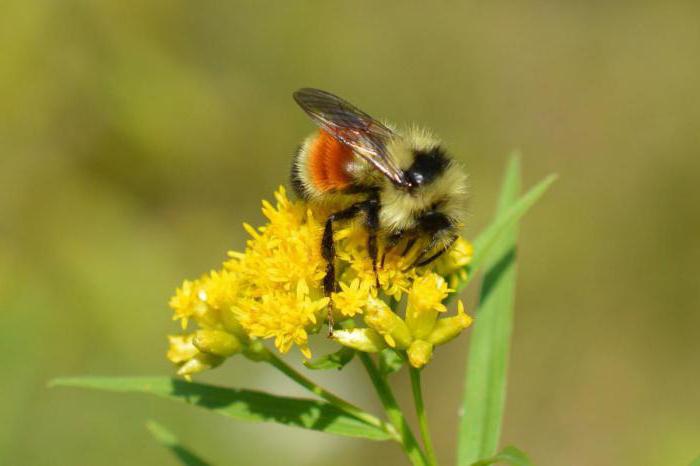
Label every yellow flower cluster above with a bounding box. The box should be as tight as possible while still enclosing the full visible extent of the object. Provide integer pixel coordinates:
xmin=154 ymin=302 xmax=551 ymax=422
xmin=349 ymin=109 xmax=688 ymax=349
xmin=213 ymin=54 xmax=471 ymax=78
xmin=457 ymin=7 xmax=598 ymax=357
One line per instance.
xmin=168 ymin=187 xmax=473 ymax=376
xmin=334 ymin=274 xmax=472 ymax=368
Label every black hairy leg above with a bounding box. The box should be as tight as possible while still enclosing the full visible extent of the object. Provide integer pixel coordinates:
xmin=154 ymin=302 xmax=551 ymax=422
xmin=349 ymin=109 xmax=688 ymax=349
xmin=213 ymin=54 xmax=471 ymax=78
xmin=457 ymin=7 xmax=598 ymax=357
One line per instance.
xmin=364 ymin=195 xmax=381 ymax=289
xmin=401 ymin=237 xmax=419 ymax=257
xmin=380 ymin=233 xmax=403 ymax=268
xmin=322 ymin=200 xmax=371 ymax=335
xmin=406 ymin=234 xmax=458 ymax=270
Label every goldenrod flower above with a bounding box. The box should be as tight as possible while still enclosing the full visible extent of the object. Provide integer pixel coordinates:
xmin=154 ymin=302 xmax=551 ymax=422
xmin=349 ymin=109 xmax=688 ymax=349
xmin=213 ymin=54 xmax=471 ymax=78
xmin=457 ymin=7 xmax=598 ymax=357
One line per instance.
xmin=167 ymin=334 xmax=224 ymax=379
xmin=407 ymin=340 xmax=434 ymax=368
xmin=332 ymin=279 xmax=371 ymax=318
xmin=435 ymin=237 xmax=474 ymax=288
xmin=364 ymin=297 xmax=413 ymax=349
xmin=167 ymin=186 xmax=473 ymax=375
xmin=333 ymin=328 xmax=387 ymax=353
xmin=428 ymin=300 xmax=473 ymax=346
xmin=405 ymin=274 xmax=451 ymax=339
xmin=193 ymin=329 xmax=242 ymax=357
xmin=349 ymin=276 xmax=472 ymax=368
xmin=166 ymin=334 xmax=198 ymax=364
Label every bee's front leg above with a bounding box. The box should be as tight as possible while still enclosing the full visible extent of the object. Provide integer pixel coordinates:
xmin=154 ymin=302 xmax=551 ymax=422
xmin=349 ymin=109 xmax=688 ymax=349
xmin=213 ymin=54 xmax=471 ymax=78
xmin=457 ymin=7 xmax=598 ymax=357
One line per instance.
xmin=381 ymin=233 xmax=403 ymax=268
xmin=407 ymin=234 xmax=458 ymax=270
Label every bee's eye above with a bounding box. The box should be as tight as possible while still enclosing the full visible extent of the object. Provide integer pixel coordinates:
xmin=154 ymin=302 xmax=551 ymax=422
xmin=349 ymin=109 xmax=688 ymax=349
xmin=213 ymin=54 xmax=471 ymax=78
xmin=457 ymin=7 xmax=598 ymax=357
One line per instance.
xmin=409 ymin=172 xmax=425 ymax=185
xmin=406 ymin=147 xmax=448 ymax=187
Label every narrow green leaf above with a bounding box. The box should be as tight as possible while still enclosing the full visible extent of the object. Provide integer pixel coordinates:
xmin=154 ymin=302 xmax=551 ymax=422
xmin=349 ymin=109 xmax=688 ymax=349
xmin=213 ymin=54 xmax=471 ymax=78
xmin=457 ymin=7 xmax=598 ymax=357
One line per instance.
xmin=689 ymin=455 xmax=700 ymax=466
xmin=377 ymin=348 xmax=404 ymax=376
xmin=457 ymin=155 xmax=525 ymax=464
xmin=303 ymin=347 xmax=355 ymax=370
xmin=456 ymin=172 xmax=556 ymax=296
xmin=51 ymin=376 xmax=392 ymax=441
xmin=146 ymin=420 xmax=210 ymax=466
xmin=470 ymin=446 xmax=534 ymax=466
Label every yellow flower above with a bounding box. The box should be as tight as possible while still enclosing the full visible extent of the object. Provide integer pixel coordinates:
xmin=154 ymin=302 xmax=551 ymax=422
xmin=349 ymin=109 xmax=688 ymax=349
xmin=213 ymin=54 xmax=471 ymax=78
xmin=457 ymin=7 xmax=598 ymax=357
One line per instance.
xmin=166 ymin=334 xmax=224 ymax=379
xmin=339 ymin=295 xmax=473 ymax=369
xmin=364 ymin=297 xmax=412 ymax=349
xmin=167 ymin=186 xmax=474 ymax=375
xmin=435 ymin=237 xmax=473 ymax=288
xmin=332 ymin=328 xmax=386 ymax=353
xmin=193 ymin=329 xmax=242 ymax=357
xmin=407 ymin=340 xmax=434 ymax=368
xmin=332 ymin=279 xmax=370 ymax=317
xmin=337 ymin=228 xmax=416 ymax=300
xmin=405 ymin=273 xmax=451 ymax=339
xmin=166 ymin=334 xmax=199 ymax=363
xmin=233 ymin=285 xmax=329 ymax=359
xmin=168 ymin=280 xmax=206 ymax=329
xmin=428 ymin=300 xmax=473 ymax=346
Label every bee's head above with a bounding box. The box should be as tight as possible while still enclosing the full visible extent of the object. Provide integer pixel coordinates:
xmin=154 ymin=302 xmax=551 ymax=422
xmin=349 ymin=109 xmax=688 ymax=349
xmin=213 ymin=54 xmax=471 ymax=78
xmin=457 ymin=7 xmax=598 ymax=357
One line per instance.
xmin=380 ymin=128 xmax=467 ymax=234
xmin=404 ymin=147 xmax=450 ymax=191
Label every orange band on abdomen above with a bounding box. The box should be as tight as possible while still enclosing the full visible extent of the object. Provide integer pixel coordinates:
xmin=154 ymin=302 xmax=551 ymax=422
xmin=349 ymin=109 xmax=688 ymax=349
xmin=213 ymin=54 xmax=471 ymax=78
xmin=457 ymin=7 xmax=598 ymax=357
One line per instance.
xmin=308 ymin=130 xmax=354 ymax=192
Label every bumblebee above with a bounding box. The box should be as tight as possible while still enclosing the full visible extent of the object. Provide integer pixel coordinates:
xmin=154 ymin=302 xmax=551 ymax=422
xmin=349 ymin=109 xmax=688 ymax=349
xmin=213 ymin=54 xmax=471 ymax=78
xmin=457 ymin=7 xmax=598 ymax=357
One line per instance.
xmin=291 ymin=88 xmax=467 ymax=322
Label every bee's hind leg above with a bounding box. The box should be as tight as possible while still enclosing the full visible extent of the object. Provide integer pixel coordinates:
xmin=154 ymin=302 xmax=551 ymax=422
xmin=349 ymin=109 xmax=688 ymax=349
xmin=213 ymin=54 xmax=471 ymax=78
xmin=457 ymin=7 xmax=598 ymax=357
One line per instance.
xmin=365 ymin=196 xmax=381 ymax=289
xmin=322 ymin=202 xmax=365 ymax=336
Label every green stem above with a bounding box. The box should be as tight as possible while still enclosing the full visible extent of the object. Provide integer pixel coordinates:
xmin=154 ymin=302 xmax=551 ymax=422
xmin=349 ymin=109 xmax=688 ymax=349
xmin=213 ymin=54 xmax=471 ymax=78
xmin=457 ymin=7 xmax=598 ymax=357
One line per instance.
xmin=358 ymin=352 xmax=428 ymax=466
xmin=262 ymin=348 xmax=398 ymax=440
xmin=409 ymin=366 xmax=438 ymax=466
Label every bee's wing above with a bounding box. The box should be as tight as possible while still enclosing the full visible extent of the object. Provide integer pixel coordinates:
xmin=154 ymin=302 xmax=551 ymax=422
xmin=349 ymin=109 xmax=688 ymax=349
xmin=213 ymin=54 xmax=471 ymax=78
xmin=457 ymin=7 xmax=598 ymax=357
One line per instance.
xmin=293 ymin=88 xmax=411 ymax=187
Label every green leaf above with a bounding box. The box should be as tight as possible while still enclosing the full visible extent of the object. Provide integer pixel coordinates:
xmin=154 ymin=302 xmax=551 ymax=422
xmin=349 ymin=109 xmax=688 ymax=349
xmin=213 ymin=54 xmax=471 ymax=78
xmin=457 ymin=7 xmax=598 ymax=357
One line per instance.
xmin=303 ymin=347 xmax=355 ymax=370
xmin=470 ymin=446 xmax=534 ymax=466
xmin=458 ymin=155 xmax=547 ymax=464
xmin=51 ymin=376 xmax=392 ymax=441
xmin=146 ymin=420 xmax=210 ymax=466
xmin=690 ymin=455 xmax=700 ymax=466
xmin=377 ymin=348 xmax=404 ymax=376
xmin=454 ymin=170 xmax=556 ymax=297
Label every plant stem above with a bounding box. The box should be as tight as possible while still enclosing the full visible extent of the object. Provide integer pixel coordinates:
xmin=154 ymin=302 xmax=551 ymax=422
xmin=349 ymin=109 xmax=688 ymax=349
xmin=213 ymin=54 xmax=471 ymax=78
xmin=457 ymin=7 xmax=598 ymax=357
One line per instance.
xmin=409 ymin=366 xmax=438 ymax=466
xmin=263 ymin=348 xmax=398 ymax=440
xmin=358 ymin=352 xmax=428 ymax=466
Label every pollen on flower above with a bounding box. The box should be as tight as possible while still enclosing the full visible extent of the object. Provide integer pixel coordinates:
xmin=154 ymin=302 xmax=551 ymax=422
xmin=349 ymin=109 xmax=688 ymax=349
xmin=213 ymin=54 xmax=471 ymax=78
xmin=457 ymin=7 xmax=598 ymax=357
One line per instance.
xmin=167 ymin=186 xmax=474 ymax=375
xmin=332 ymin=279 xmax=370 ymax=317
xmin=409 ymin=273 xmax=451 ymax=314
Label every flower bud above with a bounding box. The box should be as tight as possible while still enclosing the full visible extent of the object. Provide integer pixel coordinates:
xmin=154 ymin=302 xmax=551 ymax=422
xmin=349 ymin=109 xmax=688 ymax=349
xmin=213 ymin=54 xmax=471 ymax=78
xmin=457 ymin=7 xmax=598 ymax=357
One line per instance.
xmin=407 ymin=340 xmax=434 ymax=368
xmin=167 ymin=334 xmax=199 ymax=363
xmin=177 ymin=352 xmax=224 ymax=379
xmin=436 ymin=237 xmax=473 ymax=275
xmin=219 ymin=307 xmax=250 ymax=342
xmin=428 ymin=300 xmax=473 ymax=346
xmin=333 ymin=328 xmax=387 ymax=353
xmin=364 ymin=297 xmax=412 ymax=349
xmin=405 ymin=303 xmax=438 ymax=340
xmin=193 ymin=329 xmax=242 ymax=357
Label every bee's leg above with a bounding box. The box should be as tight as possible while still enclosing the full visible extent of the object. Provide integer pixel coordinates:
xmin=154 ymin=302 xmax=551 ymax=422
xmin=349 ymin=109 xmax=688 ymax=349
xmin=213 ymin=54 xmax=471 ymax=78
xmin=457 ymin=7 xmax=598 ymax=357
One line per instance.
xmin=381 ymin=233 xmax=403 ymax=268
xmin=322 ymin=203 xmax=364 ymax=336
xmin=365 ymin=196 xmax=381 ymax=289
xmin=408 ymin=234 xmax=458 ymax=269
xmin=401 ymin=237 xmax=419 ymax=256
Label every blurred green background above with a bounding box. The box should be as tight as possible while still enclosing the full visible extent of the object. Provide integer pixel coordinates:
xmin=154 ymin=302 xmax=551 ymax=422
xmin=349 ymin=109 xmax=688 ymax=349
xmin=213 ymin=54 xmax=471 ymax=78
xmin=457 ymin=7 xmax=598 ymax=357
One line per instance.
xmin=2 ymin=1 xmax=699 ymax=465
